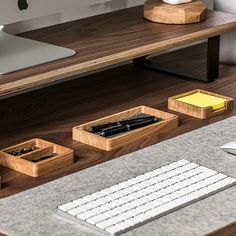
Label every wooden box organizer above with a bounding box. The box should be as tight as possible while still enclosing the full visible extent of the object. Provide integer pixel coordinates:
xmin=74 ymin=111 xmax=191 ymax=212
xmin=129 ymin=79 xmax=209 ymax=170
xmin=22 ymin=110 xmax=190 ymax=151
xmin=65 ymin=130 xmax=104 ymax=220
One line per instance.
xmin=73 ymin=106 xmax=179 ymax=151
xmin=168 ymin=89 xmax=234 ymax=119
xmin=0 ymin=139 xmax=74 ymax=177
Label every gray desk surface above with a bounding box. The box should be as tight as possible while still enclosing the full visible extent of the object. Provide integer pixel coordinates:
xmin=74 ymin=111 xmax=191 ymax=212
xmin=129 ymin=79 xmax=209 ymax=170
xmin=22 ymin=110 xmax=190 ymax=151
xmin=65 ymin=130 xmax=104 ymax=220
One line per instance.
xmin=0 ymin=116 xmax=236 ymax=236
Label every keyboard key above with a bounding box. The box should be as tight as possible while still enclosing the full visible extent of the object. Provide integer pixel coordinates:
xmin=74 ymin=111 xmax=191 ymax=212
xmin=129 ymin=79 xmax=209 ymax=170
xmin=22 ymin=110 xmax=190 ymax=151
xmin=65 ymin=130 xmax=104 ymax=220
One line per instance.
xmin=118 ymin=212 xmax=133 ymax=220
xmin=111 ymin=184 xmax=124 ymax=192
xmin=175 ymin=159 xmax=190 ymax=167
xmin=152 ymin=168 xmax=165 ymax=176
xmin=114 ymin=205 xmax=129 ymax=214
xmin=222 ymin=177 xmax=236 ymax=185
xmin=127 ymin=177 xmax=142 ymax=185
xmin=86 ymin=213 xmax=109 ymax=225
xmin=115 ymin=221 xmax=131 ymax=230
xmin=67 ymin=208 xmax=82 ymax=216
xmin=116 ymin=189 xmax=130 ymax=197
xmin=108 ymin=192 xmax=123 ymax=200
xmin=125 ymin=186 xmax=139 ymax=193
xmin=91 ymin=191 xmax=107 ymax=199
xmin=105 ymin=225 xmax=122 ymax=234
xmin=101 ymin=187 xmax=116 ymax=195
xmin=119 ymin=181 xmax=133 ymax=188
xmin=89 ymin=200 xmax=102 ymax=208
xmin=72 ymin=198 xmax=87 ymax=206
xmin=125 ymin=217 xmax=141 ymax=226
xmin=128 ymin=208 xmax=143 ymax=216
xmin=93 ymin=206 xmax=107 ymax=214
xmin=96 ymin=219 xmax=114 ymax=230
xmin=135 ymin=213 xmax=152 ymax=221
xmin=81 ymin=203 xmax=95 ymax=211
xmin=137 ymin=203 xmax=153 ymax=212
xmin=146 ymin=207 xmax=164 ymax=217
xmin=105 ymin=209 xmax=118 ymax=217
xmin=97 ymin=196 xmax=112 ymax=204
xmin=144 ymin=171 xmax=158 ymax=178
xmin=76 ymin=209 xmax=97 ymax=220
xmin=82 ymin=194 xmax=97 ymax=202
xmin=58 ymin=202 xmax=77 ymax=212
xmin=110 ymin=215 xmax=124 ymax=224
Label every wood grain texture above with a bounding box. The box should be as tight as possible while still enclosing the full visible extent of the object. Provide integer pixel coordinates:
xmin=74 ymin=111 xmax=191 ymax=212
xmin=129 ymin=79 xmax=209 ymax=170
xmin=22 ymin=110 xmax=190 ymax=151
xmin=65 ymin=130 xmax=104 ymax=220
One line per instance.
xmin=1 ymin=7 xmax=236 ymax=98
xmin=73 ymin=106 xmax=179 ymax=151
xmin=144 ymin=0 xmax=207 ymax=24
xmin=0 ymin=139 xmax=74 ymax=177
xmin=168 ymin=89 xmax=234 ymax=119
xmin=207 ymin=222 xmax=236 ymax=236
xmin=0 ymin=43 xmax=236 ymax=235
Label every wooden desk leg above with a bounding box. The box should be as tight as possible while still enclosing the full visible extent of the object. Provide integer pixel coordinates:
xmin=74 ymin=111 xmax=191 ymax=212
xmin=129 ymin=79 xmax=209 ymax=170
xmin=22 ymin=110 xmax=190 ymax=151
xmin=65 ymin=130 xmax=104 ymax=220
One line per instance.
xmin=133 ymin=35 xmax=220 ymax=83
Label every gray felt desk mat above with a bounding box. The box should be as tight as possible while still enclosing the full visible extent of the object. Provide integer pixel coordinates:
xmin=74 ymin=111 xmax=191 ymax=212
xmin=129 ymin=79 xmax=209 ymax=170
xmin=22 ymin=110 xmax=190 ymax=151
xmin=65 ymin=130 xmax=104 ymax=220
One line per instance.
xmin=0 ymin=116 xmax=236 ymax=236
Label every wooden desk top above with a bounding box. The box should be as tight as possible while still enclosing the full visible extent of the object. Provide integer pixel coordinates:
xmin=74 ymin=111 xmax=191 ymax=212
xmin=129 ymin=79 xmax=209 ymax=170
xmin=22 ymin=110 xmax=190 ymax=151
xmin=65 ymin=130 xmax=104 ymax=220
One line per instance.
xmin=1 ymin=7 xmax=236 ymax=98
xmin=1 ymin=43 xmax=236 ymax=199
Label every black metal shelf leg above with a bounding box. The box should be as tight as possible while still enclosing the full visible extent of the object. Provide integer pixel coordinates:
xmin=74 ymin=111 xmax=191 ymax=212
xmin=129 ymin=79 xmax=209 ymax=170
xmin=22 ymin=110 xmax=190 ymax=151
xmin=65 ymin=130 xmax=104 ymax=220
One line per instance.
xmin=133 ymin=35 xmax=220 ymax=83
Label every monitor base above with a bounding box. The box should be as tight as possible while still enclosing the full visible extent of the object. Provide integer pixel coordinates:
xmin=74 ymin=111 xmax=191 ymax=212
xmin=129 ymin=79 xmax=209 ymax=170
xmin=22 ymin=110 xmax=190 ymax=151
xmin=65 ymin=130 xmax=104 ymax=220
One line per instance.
xmin=0 ymin=30 xmax=76 ymax=74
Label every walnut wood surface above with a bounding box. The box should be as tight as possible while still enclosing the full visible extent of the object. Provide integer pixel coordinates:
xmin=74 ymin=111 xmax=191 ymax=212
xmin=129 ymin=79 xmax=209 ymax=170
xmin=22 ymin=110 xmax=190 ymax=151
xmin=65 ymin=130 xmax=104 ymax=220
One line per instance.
xmin=207 ymin=222 xmax=236 ymax=236
xmin=0 ymin=43 xmax=236 ymax=235
xmin=1 ymin=7 xmax=236 ymax=98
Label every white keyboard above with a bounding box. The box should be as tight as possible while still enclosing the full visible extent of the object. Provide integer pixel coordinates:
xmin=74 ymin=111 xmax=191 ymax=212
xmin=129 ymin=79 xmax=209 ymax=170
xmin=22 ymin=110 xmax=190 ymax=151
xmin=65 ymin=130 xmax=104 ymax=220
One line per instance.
xmin=57 ymin=159 xmax=236 ymax=236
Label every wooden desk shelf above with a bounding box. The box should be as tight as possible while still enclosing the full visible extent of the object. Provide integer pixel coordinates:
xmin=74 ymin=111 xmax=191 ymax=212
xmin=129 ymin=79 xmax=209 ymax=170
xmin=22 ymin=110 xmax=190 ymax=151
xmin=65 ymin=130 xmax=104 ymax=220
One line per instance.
xmin=1 ymin=7 xmax=236 ymax=98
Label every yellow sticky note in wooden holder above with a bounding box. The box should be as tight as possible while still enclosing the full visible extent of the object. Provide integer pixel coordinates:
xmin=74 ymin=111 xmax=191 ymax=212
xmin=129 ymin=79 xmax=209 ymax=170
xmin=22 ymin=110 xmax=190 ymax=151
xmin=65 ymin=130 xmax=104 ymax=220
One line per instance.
xmin=177 ymin=92 xmax=226 ymax=110
xmin=168 ymin=89 xmax=233 ymax=119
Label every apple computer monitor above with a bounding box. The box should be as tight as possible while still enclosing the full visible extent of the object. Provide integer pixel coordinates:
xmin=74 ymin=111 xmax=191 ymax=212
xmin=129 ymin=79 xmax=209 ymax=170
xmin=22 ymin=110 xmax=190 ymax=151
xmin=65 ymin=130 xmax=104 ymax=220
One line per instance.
xmin=0 ymin=0 xmax=93 ymax=74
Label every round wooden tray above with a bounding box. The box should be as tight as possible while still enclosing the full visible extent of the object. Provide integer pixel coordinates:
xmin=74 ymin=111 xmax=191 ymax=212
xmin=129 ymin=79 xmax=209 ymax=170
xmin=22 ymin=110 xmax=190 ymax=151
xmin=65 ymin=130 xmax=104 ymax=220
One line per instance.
xmin=144 ymin=0 xmax=208 ymax=24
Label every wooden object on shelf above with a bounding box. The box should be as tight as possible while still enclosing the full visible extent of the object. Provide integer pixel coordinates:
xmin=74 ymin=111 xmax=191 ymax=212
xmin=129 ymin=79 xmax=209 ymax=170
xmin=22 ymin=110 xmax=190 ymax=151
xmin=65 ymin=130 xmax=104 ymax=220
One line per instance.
xmin=168 ymin=89 xmax=234 ymax=119
xmin=1 ymin=7 xmax=236 ymax=99
xmin=144 ymin=0 xmax=208 ymax=24
xmin=0 ymin=139 xmax=74 ymax=177
xmin=0 ymin=176 xmax=1 ymax=189
xmin=73 ymin=106 xmax=179 ymax=151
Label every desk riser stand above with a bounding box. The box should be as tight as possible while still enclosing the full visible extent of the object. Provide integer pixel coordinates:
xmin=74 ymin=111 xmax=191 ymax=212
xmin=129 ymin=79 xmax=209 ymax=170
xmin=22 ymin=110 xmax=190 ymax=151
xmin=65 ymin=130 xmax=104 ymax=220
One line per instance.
xmin=0 ymin=29 xmax=76 ymax=75
xmin=133 ymin=36 xmax=220 ymax=83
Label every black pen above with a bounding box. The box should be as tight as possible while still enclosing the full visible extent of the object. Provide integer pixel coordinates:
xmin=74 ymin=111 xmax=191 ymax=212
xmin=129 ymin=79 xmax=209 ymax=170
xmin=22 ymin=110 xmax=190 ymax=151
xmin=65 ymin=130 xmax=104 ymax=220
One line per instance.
xmin=90 ymin=116 xmax=159 ymax=133
xmin=23 ymin=153 xmax=58 ymax=163
xmin=97 ymin=117 xmax=159 ymax=137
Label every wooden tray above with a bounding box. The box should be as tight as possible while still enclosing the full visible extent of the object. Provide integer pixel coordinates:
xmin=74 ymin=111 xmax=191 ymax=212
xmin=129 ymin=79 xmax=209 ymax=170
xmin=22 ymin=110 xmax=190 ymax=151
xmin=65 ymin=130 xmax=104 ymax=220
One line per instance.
xmin=73 ymin=106 xmax=179 ymax=151
xmin=0 ymin=139 xmax=74 ymax=177
xmin=168 ymin=89 xmax=234 ymax=119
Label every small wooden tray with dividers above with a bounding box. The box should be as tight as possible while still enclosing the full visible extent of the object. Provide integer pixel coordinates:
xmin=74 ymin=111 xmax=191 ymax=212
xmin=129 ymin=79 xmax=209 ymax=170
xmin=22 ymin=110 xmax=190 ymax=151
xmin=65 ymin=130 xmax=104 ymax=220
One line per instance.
xmin=168 ymin=89 xmax=234 ymax=119
xmin=0 ymin=139 xmax=74 ymax=177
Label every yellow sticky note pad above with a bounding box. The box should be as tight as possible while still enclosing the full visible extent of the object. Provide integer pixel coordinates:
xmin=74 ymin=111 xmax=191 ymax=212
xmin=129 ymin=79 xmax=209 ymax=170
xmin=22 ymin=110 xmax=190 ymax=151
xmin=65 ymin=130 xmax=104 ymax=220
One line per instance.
xmin=177 ymin=92 xmax=226 ymax=110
